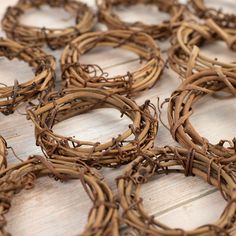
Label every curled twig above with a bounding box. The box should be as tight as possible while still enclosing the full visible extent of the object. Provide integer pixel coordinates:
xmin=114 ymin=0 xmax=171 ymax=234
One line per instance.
xmin=2 ymin=0 xmax=95 ymax=50
xmin=0 ymin=137 xmax=7 ymax=171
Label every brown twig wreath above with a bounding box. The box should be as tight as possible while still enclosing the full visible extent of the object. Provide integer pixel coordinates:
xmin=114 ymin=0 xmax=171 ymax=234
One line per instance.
xmin=0 ymin=38 xmax=56 ymax=115
xmin=61 ymin=30 xmax=164 ymax=97
xmin=96 ymin=0 xmax=186 ymax=40
xmin=189 ymin=0 xmax=236 ymax=29
xmin=167 ymin=69 xmax=236 ymax=158
xmin=0 ymin=137 xmax=7 ymax=171
xmin=27 ymin=88 xmax=158 ymax=168
xmin=1 ymin=0 xmax=95 ymax=50
xmin=117 ymin=146 xmax=236 ymax=235
xmin=168 ymin=19 xmax=236 ymax=78
xmin=0 ymin=155 xmax=119 ymax=236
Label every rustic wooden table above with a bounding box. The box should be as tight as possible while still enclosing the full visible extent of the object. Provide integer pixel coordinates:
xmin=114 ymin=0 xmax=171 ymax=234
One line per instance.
xmin=0 ymin=0 xmax=235 ymax=235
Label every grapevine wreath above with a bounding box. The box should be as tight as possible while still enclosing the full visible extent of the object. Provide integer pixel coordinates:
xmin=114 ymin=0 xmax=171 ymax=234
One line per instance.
xmin=168 ymin=69 xmax=236 ymax=158
xmin=118 ymin=146 xmax=236 ymax=235
xmin=168 ymin=19 xmax=236 ymax=78
xmin=2 ymin=0 xmax=95 ymax=50
xmin=0 ymin=38 xmax=56 ymax=115
xmin=96 ymin=0 xmax=186 ymax=40
xmin=189 ymin=0 xmax=236 ymax=29
xmin=27 ymin=88 xmax=158 ymax=168
xmin=61 ymin=30 xmax=164 ymax=97
xmin=0 ymin=155 xmax=119 ymax=236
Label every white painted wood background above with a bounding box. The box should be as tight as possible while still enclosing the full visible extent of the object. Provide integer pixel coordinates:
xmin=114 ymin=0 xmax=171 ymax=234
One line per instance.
xmin=0 ymin=0 xmax=235 ymax=235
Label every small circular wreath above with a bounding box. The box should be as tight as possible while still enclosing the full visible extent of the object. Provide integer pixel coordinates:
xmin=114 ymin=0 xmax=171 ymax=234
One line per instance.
xmin=168 ymin=19 xmax=236 ymax=78
xmin=96 ymin=0 xmax=186 ymax=40
xmin=0 ymin=155 xmax=119 ymax=236
xmin=0 ymin=38 xmax=56 ymax=115
xmin=2 ymin=0 xmax=95 ymax=50
xmin=189 ymin=0 xmax=236 ymax=29
xmin=27 ymin=88 xmax=158 ymax=168
xmin=117 ymin=146 xmax=236 ymax=236
xmin=61 ymin=30 xmax=164 ymax=97
xmin=168 ymin=69 xmax=236 ymax=158
xmin=0 ymin=137 xmax=7 ymax=171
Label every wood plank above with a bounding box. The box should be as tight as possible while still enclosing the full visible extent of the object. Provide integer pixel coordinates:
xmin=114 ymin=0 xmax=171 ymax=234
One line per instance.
xmin=5 ymin=178 xmax=92 ymax=236
xmin=153 ymin=191 xmax=226 ymax=231
xmin=140 ymin=175 xmax=216 ymax=218
xmin=121 ymin=191 xmax=226 ymax=235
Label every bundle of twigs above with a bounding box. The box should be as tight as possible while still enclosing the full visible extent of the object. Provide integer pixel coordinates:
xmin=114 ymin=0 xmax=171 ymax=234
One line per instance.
xmin=0 ymin=155 xmax=119 ymax=236
xmin=168 ymin=69 xmax=236 ymax=158
xmin=118 ymin=146 xmax=236 ymax=235
xmin=61 ymin=30 xmax=164 ymax=97
xmin=0 ymin=38 xmax=56 ymax=115
xmin=2 ymin=0 xmax=95 ymax=50
xmin=97 ymin=0 xmax=186 ymax=40
xmin=168 ymin=19 xmax=236 ymax=78
xmin=27 ymin=88 xmax=158 ymax=168
xmin=189 ymin=0 xmax=236 ymax=29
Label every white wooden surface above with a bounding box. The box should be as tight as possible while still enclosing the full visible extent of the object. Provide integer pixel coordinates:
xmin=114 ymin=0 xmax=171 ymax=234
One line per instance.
xmin=0 ymin=0 xmax=235 ymax=235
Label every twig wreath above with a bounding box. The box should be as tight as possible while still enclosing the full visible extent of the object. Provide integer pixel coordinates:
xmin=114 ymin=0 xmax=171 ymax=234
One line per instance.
xmin=117 ymin=146 xmax=236 ymax=235
xmin=2 ymin=0 xmax=95 ymax=50
xmin=27 ymin=88 xmax=158 ymax=168
xmin=0 ymin=38 xmax=56 ymax=115
xmin=168 ymin=69 xmax=236 ymax=158
xmin=189 ymin=0 xmax=236 ymax=29
xmin=168 ymin=19 xmax=236 ymax=78
xmin=0 ymin=137 xmax=7 ymax=171
xmin=96 ymin=0 xmax=186 ymax=40
xmin=0 ymin=156 xmax=119 ymax=236
xmin=61 ymin=30 xmax=164 ymax=97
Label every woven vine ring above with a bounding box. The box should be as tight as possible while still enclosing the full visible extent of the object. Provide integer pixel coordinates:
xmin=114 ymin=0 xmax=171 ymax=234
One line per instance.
xmin=27 ymin=88 xmax=158 ymax=168
xmin=2 ymin=0 xmax=95 ymax=50
xmin=0 ymin=156 xmax=118 ymax=236
xmin=189 ymin=0 xmax=236 ymax=29
xmin=0 ymin=38 xmax=56 ymax=115
xmin=61 ymin=30 xmax=164 ymax=97
xmin=117 ymin=146 xmax=236 ymax=235
xmin=168 ymin=19 xmax=236 ymax=78
xmin=168 ymin=69 xmax=236 ymax=158
xmin=96 ymin=0 xmax=186 ymax=40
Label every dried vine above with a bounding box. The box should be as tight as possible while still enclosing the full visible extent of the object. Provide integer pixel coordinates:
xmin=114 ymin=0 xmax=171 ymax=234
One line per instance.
xmin=168 ymin=69 xmax=236 ymax=158
xmin=27 ymin=88 xmax=158 ymax=168
xmin=2 ymin=0 xmax=95 ymax=50
xmin=0 ymin=137 xmax=7 ymax=171
xmin=189 ymin=0 xmax=236 ymax=29
xmin=168 ymin=19 xmax=236 ymax=78
xmin=117 ymin=146 xmax=236 ymax=235
xmin=96 ymin=0 xmax=186 ymax=40
xmin=0 ymin=37 xmax=56 ymax=115
xmin=61 ymin=30 xmax=164 ymax=97
xmin=0 ymin=155 xmax=119 ymax=236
